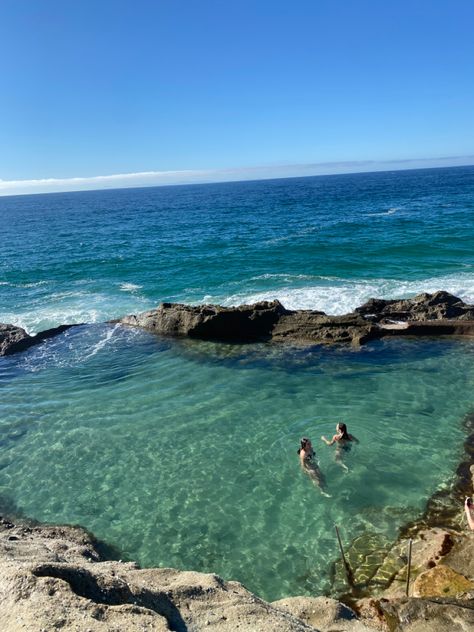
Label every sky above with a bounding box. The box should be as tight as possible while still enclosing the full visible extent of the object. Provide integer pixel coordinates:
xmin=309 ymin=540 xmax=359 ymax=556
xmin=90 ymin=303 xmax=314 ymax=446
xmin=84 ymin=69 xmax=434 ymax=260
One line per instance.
xmin=1 ymin=0 xmax=473 ymax=195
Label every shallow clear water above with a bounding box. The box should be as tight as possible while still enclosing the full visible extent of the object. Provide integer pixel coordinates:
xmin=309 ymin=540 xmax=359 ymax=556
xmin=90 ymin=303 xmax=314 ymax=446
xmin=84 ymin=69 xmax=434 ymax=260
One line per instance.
xmin=1 ymin=167 xmax=474 ymax=601
xmin=1 ymin=326 xmax=473 ymax=600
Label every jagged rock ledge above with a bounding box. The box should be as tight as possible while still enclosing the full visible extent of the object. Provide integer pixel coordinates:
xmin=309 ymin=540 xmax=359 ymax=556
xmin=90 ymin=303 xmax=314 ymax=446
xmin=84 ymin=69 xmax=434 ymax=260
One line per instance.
xmin=117 ymin=290 xmax=474 ymax=345
xmin=2 ymin=515 xmax=474 ymax=632
xmin=2 ymin=291 xmax=474 ymax=356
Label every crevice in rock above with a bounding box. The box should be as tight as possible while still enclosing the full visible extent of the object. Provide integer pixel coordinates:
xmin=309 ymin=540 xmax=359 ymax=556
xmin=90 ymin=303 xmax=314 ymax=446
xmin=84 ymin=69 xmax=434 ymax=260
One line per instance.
xmin=33 ymin=563 xmax=189 ymax=632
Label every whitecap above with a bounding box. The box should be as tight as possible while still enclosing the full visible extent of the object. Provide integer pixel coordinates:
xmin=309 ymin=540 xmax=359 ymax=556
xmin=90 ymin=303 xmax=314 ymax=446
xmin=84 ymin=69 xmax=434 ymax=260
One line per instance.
xmin=119 ymin=283 xmax=143 ymax=292
xmin=209 ymin=272 xmax=474 ymax=315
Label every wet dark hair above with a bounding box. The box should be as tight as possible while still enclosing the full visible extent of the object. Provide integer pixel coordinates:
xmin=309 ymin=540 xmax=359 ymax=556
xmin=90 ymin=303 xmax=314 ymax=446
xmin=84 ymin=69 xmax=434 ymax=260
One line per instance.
xmin=298 ymin=437 xmax=309 ymax=453
xmin=337 ymin=423 xmax=349 ymax=439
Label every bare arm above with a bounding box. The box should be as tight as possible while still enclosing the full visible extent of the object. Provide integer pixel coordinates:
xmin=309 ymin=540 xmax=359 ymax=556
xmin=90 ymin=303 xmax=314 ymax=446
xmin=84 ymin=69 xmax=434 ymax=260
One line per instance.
xmin=465 ymin=499 xmax=474 ymax=531
xmin=299 ymin=450 xmax=306 ymax=468
xmin=321 ymin=435 xmax=336 ymax=446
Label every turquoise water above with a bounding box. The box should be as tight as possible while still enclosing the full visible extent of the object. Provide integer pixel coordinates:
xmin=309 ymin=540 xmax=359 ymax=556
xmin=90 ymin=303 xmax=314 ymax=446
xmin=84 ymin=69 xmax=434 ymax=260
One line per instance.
xmin=0 ymin=167 xmax=474 ymax=600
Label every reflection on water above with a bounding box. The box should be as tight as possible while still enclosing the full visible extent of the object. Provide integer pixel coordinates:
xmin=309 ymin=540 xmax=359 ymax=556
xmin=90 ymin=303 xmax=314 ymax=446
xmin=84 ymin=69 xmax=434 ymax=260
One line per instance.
xmin=0 ymin=325 xmax=473 ymax=600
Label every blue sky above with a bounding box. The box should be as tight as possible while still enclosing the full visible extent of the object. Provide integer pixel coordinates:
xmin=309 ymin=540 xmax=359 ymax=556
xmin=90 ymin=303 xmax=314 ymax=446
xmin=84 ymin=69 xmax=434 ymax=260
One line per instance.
xmin=1 ymin=0 xmax=473 ymax=194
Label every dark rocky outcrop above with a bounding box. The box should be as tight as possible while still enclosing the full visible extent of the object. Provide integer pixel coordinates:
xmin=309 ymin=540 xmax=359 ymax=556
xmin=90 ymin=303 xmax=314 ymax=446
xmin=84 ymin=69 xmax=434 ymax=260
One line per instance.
xmin=119 ymin=299 xmax=289 ymax=342
xmin=0 ymin=323 xmax=79 ymax=356
xmin=0 ymin=323 xmax=30 ymax=356
xmin=2 ymin=291 xmax=474 ymax=356
xmin=355 ymin=290 xmax=474 ymax=323
xmin=118 ymin=291 xmax=474 ymax=346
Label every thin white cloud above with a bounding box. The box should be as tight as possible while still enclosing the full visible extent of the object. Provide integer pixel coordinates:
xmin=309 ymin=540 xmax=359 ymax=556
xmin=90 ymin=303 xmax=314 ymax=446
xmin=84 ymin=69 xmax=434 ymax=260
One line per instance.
xmin=1 ymin=155 xmax=473 ymax=196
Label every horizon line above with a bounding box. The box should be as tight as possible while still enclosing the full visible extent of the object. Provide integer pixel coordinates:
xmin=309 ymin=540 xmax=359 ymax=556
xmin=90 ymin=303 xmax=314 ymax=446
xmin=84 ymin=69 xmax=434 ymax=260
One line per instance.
xmin=1 ymin=155 xmax=474 ymax=197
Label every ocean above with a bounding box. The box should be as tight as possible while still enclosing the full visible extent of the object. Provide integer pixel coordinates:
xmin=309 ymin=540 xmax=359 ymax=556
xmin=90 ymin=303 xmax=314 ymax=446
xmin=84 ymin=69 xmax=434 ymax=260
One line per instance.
xmin=1 ymin=166 xmax=473 ymax=600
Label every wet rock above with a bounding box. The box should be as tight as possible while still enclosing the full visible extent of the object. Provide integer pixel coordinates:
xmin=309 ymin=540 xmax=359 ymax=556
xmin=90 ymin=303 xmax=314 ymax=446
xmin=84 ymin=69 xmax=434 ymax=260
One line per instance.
xmin=0 ymin=323 xmax=30 ymax=355
xmin=355 ymin=290 xmax=474 ymax=323
xmin=119 ymin=301 xmax=378 ymax=346
xmin=0 ymin=323 xmax=77 ymax=356
xmin=413 ymin=565 xmax=474 ymax=598
xmin=272 ymin=312 xmax=377 ymax=345
xmin=119 ymin=300 xmax=288 ymax=342
xmin=119 ymin=291 xmax=474 ymax=347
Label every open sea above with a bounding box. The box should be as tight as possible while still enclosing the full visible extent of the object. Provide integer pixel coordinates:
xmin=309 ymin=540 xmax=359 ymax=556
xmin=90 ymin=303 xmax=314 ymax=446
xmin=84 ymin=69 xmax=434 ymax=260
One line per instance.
xmin=1 ymin=166 xmax=474 ymax=600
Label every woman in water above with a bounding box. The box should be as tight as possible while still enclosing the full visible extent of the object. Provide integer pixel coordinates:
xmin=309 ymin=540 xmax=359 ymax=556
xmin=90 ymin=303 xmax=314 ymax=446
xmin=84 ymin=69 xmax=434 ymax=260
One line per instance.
xmin=321 ymin=422 xmax=358 ymax=472
xmin=298 ymin=437 xmax=330 ymax=497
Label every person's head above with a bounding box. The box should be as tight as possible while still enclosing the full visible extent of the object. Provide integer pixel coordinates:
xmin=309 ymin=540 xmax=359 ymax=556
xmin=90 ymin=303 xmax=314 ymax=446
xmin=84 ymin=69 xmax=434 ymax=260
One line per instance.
xmin=336 ymin=422 xmax=348 ymax=437
xmin=301 ymin=437 xmax=311 ymax=449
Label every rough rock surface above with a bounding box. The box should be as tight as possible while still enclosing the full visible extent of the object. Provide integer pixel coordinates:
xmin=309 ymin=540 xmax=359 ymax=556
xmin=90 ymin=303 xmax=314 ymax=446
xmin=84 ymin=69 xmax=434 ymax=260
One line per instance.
xmin=272 ymin=596 xmax=375 ymax=631
xmin=2 ymin=292 xmax=473 ymax=355
xmin=357 ymin=595 xmax=474 ymax=632
xmin=118 ymin=291 xmax=474 ymax=346
xmin=355 ymin=290 xmax=474 ymax=323
xmin=119 ymin=299 xmax=288 ymax=342
xmin=3 ymin=515 xmax=474 ymax=632
xmin=0 ymin=517 xmax=320 ymax=632
xmin=0 ymin=323 xmax=30 ymax=356
xmin=412 ymin=564 xmax=474 ymax=598
xmin=0 ymin=323 xmax=77 ymax=356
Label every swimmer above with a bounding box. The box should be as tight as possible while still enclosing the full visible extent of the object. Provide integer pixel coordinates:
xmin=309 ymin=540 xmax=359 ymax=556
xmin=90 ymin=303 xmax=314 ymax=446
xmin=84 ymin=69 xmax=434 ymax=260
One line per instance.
xmin=298 ymin=437 xmax=331 ymax=497
xmin=321 ymin=422 xmax=359 ymax=472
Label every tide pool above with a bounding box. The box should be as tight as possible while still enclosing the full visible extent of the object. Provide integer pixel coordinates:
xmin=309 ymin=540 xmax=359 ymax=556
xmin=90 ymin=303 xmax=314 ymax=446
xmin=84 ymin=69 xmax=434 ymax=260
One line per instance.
xmin=1 ymin=324 xmax=473 ymax=600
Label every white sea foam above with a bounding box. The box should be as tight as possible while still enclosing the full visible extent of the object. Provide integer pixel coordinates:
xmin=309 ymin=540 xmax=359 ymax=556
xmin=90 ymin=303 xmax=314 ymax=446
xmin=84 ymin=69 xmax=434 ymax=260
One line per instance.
xmin=365 ymin=207 xmax=401 ymax=217
xmin=119 ymin=282 xmax=143 ymax=292
xmin=0 ymin=290 xmax=153 ymax=335
xmin=0 ymin=280 xmax=49 ymax=288
xmin=213 ymin=272 xmax=474 ymax=314
xmin=81 ymin=324 xmax=121 ymax=360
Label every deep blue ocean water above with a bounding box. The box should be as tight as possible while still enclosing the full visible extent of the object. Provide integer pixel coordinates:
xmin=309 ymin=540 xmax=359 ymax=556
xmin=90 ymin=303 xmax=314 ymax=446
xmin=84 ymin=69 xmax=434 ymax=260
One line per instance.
xmin=0 ymin=166 xmax=473 ymax=600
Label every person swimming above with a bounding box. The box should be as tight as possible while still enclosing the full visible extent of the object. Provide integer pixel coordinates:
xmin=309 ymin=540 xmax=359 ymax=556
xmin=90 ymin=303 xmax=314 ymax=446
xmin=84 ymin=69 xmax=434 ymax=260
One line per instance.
xmin=298 ymin=437 xmax=330 ymax=497
xmin=321 ymin=422 xmax=359 ymax=472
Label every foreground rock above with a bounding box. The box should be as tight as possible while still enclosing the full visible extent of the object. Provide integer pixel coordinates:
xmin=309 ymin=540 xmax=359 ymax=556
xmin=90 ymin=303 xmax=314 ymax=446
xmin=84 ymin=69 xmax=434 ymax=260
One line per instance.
xmin=3 ymin=516 xmax=474 ymax=632
xmin=0 ymin=517 xmax=322 ymax=631
xmin=119 ymin=291 xmax=474 ymax=346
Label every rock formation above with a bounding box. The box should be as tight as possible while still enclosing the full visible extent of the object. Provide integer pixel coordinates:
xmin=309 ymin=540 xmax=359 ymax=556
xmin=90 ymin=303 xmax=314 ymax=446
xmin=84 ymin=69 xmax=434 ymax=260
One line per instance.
xmin=2 ymin=291 xmax=473 ymax=356
xmin=0 ymin=516 xmax=358 ymax=632
xmin=2 ymin=515 xmax=473 ymax=632
xmin=118 ymin=291 xmax=474 ymax=346
xmin=0 ymin=323 xmax=76 ymax=357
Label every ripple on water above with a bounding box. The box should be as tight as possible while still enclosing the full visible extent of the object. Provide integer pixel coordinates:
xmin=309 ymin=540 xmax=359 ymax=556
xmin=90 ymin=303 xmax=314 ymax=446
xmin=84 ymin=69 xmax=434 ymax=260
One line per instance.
xmin=0 ymin=327 xmax=473 ymax=601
